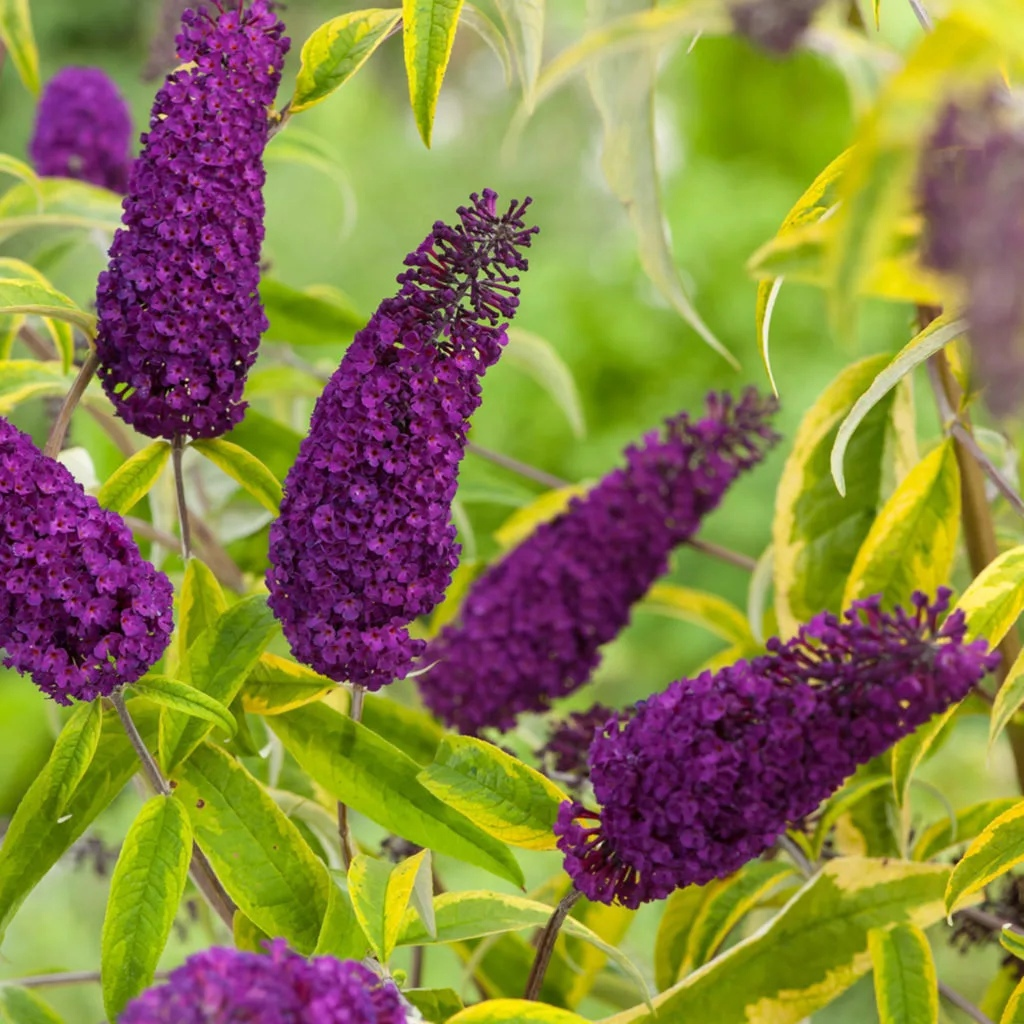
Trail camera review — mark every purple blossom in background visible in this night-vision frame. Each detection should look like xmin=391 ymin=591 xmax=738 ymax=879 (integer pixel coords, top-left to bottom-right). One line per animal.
xmin=0 ymin=418 xmax=173 ymax=705
xmin=417 ymin=390 xmax=779 ymax=733
xmin=29 ymin=67 xmax=133 ymax=193
xmin=555 ymin=591 xmax=998 ymax=908
xmin=94 ymin=0 xmax=289 ymax=441
xmin=538 ymin=704 xmax=622 ymax=790
xmin=267 ymin=191 xmax=537 ymax=691
xmin=729 ymin=0 xmax=826 ymax=54
xmin=120 ymin=940 xmax=407 ymax=1023
xmin=918 ymin=91 xmax=1024 ymax=417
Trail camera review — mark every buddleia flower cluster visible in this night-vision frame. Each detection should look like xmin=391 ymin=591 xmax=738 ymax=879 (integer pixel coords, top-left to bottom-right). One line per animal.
xmin=29 ymin=67 xmax=134 ymax=193
xmin=555 ymin=590 xmax=998 ymax=908
xmin=417 ymin=390 xmax=779 ymax=733
xmin=729 ymin=0 xmax=827 ymax=54
xmin=120 ymin=941 xmax=407 ymax=1023
xmin=918 ymin=90 xmax=1024 ymax=417
xmin=94 ymin=0 xmax=289 ymax=441
xmin=538 ymin=704 xmax=622 ymax=790
xmin=0 ymin=418 xmax=173 ymax=704
xmin=267 ymin=190 xmax=537 ymax=691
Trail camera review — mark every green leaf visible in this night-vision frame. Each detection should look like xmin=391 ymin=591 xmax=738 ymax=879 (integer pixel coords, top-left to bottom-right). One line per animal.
xmin=1001 ymin=975 xmax=1024 ymax=1024
xmin=418 ymin=734 xmax=568 ymax=850
xmin=0 ymin=258 xmax=73 ymax=372
xmin=402 ymin=0 xmax=466 ymax=146
xmin=954 ymin=544 xmax=1024 ymax=647
xmin=604 ymin=858 xmax=948 ymax=1024
xmin=811 ymin=775 xmax=891 ymax=858
xmin=224 ymin=408 xmax=302 ymax=486
xmin=349 ymin=849 xmax=430 ymax=962
xmin=268 ymin=702 xmax=524 ymax=886
xmin=990 ymin=647 xmax=1024 ymax=755
xmin=638 ymin=582 xmax=756 ymax=648
xmin=190 ymin=438 xmax=283 ymax=514
xmin=868 ymin=923 xmax=938 ymax=1024
xmin=843 ymin=441 xmax=960 ymax=608
xmin=460 ymin=4 xmax=513 ymax=84
xmin=0 ymin=987 xmax=64 ymax=1024
xmin=913 ymin=798 xmax=1020 ymax=862
xmin=260 ymin=277 xmax=362 ymax=347
xmin=830 ymin=316 xmax=966 ymax=495
xmin=404 ymin=989 xmax=465 ymax=1024
xmin=100 ymin=797 xmax=193 ymax=1020
xmin=505 ymin=327 xmax=585 ymax=438
xmin=241 ymin=652 xmax=335 ymax=716
xmin=892 ymin=710 xmax=955 ymax=816
xmin=585 ymin=0 xmax=734 ymax=366
xmin=447 ymin=1002 xmax=588 ymax=1024
xmin=0 ymin=0 xmax=39 ymax=94
xmin=177 ymin=558 xmax=228 ymax=663
xmin=398 ymin=890 xmax=649 ymax=1001
xmin=170 ymin=743 xmax=330 ymax=953
xmin=50 ymin=701 xmax=105 ymax=816
xmin=773 ymin=354 xmax=903 ymax=635
xmin=292 ymin=9 xmax=402 ymax=113
xmin=314 ymin=880 xmax=369 ymax=960
xmin=559 ymin=895 xmax=634 ymax=1005
xmin=362 ymin=692 xmax=443 ymax=765
xmin=133 ymin=675 xmax=237 ymax=738
xmin=0 ymin=360 xmax=71 ymax=416
xmin=0 ymin=704 xmax=158 ymax=941
xmin=0 ymin=178 xmax=124 ymax=246
xmin=1000 ymin=924 xmax=1024 ymax=963
xmin=494 ymin=485 xmax=588 ymax=548
xmin=0 ymin=278 xmax=96 ymax=337
xmin=233 ymin=910 xmax=272 ymax=952
xmin=493 ymin=0 xmax=544 ymax=106
xmin=946 ymin=800 xmax=1024 ymax=913
xmin=654 ymin=884 xmax=715 ymax=992
xmin=96 ymin=441 xmax=172 ymax=516
xmin=161 ymin=595 xmax=277 ymax=771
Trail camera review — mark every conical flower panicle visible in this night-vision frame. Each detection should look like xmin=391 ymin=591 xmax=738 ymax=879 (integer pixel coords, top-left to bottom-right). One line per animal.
xmin=538 ymin=703 xmax=622 ymax=790
xmin=94 ymin=0 xmax=289 ymax=441
xmin=555 ymin=591 xmax=998 ymax=908
xmin=0 ymin=418 xmax=173 ymax=704
xmin=729 ymin=0 xmax=826 ymax=54
xmin=30 ymin=67 xmax=134 ymax=193
xmin=120 ymin=940 xmax=407 ymax=1022
xmin=917 ymin=91 xmax=1024 ymax=417
xmin=266 ymin=190 xmax=537 ymax=691
xmin=417 ymin=390 xmax=779 ymax=733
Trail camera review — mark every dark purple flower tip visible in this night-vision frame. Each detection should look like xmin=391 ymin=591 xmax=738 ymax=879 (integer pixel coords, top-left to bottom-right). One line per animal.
xmin=728 ymin=0 xmax=827 ymax=54
xmin=29 ymin=67 xmax=134 ymax=193
xmin=266 ymin=191 xmax=537 ymax=692
xmin=917 ymin=89 xmax=1024 ymax=417
xmin=119 ymin=940 xmax=408 ymax=1023
xmin=93 ymin=0 xmax=290 ymax=441
xmin=0 ymin=417 xmax=173 ymax=705
xmin=538 ymin=704 xmax=623 ymax=790
xmin=416 ymin=389 xmax=779 ymax=733
xmin=556 ymin=589 xmax=998 ymax=908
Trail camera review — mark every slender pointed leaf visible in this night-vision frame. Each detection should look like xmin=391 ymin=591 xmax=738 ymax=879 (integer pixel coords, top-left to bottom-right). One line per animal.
xmin=505 ymin=327 xmax=585 ymax=438
xmin=493 ymin=0 xmax=544 ymax=104
xmin=241 ymin=652 xmax=335 ymax=716
xmin=191 ymin=438 xmax=283 ymax=514
xmin=0 ymin=987 xmax=64 ymax=1024
xmin=954 ymin=545 xmax=1024 ymax=647
xmin=96 ymin=442 xmax=172 ymax=516
xmin=946 ymin=801 xmax=1024 ymax=913
xmin=0 ymin=278 xmax=96 ymax=337
xmin=349 ymin=849 xmax=429 ymax=962
xmin=402 ymin=0 xmax=466 ymax=146
xmin=0 ymin=0 xmax=40 ymax=94
xmin=133 ymin=675 xmax=236 ymax=738
xmin=177 ymin=558 xmax=228 ymax=662
xmin=868 ymin=923 xmax=938 ymax=1024
xmin=448 ymin=1003 xmax=588 ymax=1024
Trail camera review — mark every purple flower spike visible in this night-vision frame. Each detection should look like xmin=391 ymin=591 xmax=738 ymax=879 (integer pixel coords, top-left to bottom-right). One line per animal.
xmin=0 ymin=418 xmax=173 ymax=704
xmin=120 ymin=940 xmax=408 ymax=1023
xmin=94 ymin=0 xmax=289 ymax=441
xmin=417 ymin=390 xmax=779 ymax=733
xmin=539 ymin=704 xmax=623 ymax=790
xmin=728 ymin=0 xmax=826 ymax=54
xmin=30 ymin=67 xmax=134 ymax=193
xmin=267 ymin=191 xmax=537 ymax=691
xmin=555 ymin=590 xmax=999 ymax=908
xmin=918 ymin=91 xmax=1024 ymax=417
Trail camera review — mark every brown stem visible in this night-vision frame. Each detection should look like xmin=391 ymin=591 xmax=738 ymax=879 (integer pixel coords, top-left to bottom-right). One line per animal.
xmin=17 ymin=323 xmax=57 ymax=360
xmin=938 ymin=981 xmax=994 ymax=1024
xmin=524 ymin=890 xmax=583 ymax=1000
xmin=172 ymin=435 xmax=192 ymax=560
xmin=338 ymin=685 xmax=365 ymax=869
xmin=10 ymin=969 xmax=170 ymax=989
xmin=686 ymin=537 xmax=758 ymax=572
xmin=410 ymin=945 xmax=425 ymax=988
xmin=44 ymin=350 xmax=100 ymax=458
xmin=109 ymin=691 xmax=236 ymax=929
xmin=928 ymin=350 xmax=1024 ymax=790
xmin=80 ymin=398 xmax=136 ymax=457
xmin=466 ymin=441 xmax=569 ymax=490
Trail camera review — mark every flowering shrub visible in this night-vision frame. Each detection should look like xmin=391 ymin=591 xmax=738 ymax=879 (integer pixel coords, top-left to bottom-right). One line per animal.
xmin=3 ymin=1 xmax=1024 ymax=1023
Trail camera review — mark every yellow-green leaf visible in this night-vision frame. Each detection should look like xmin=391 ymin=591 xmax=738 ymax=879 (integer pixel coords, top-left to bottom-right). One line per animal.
xmin=913 ymin=798 xmax=1020 ymax=862
xmin=96 ymin=442 xmax=172 ymax=516
xmin=639 ymin=582 xmax=756 ymax=648
xmin=494 ymin=485 xmax=587 ymax=548
xmin=241 ymin=652 xmax=335 ymax=716
xmin=0 ymin=257 xmax=74 ymax=371
xmin=100 ymin=797 xmax=192 ymax=1020
xmin=505 ymin=327 xmax=585 ymax=438
xmin=843 ymin=441 xmax=960 ymax=608
xmin=946 ymin=801 xmax=1024 ymax=913
xmin=447 ymin=1002 xmax=588 ymax=1024
xmin=892 ymin=709 xmax=955 ymax=817
xmin=349 ymin=849 xmax=431 ymax=962
xmin=0 ymin=986 xmax=64 ymax=1024
xmin=292 ymin=9 xmax=402 ymax=113
xmin=868 ymin=923 xmax=938 ymax=1024
xmin=402 ymin=0 xmax=466 ymax=146
xmin=233 ymin=910 xmax=271 ymax=953
xmin=1002 ymin=976 xmax=1024 ymax=1024
xmin=191 ymin=438 xmax=283 ymax=514
xmin=417 ymin=734 xmax=568 ymax=850
xmin=0 ymin=360 xmax=71 ymax=415
xmin=0 ymin=278 xmax=96 ymax=337
xmin=990 ymin=648 xmax=1024 ymax=755
xmin=811 ymin=775 xmax=891 ymax=858
xmin=493 ymin=0 xmax=544 ymax=106
xmin=176 ymin=558 xmax=228 ymax=664
xmin=0 ymin=0 xmax=40 ymax=94
xmin=954 ymin=545 xmax=1024 ymax=647
xmin=654 ymin=884 xmax=714 ymax=992
xmin=773 ymin=354 xmax=902 ymax=635
xmin=133 ymin=675 xmax=237 ymax=739
xmin=314 ymin=880 xmax=369 ymax=960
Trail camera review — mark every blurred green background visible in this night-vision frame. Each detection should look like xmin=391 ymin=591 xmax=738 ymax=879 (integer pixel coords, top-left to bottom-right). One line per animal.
xmin=0 ymin=2 xmax=1017 ymax=1021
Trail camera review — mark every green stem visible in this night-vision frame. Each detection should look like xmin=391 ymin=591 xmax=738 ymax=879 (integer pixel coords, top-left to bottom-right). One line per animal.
xmin=338 ymin=684 xmax=365 ymax=869
xmin=172 ymin=435 xmax=192 ymax=560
